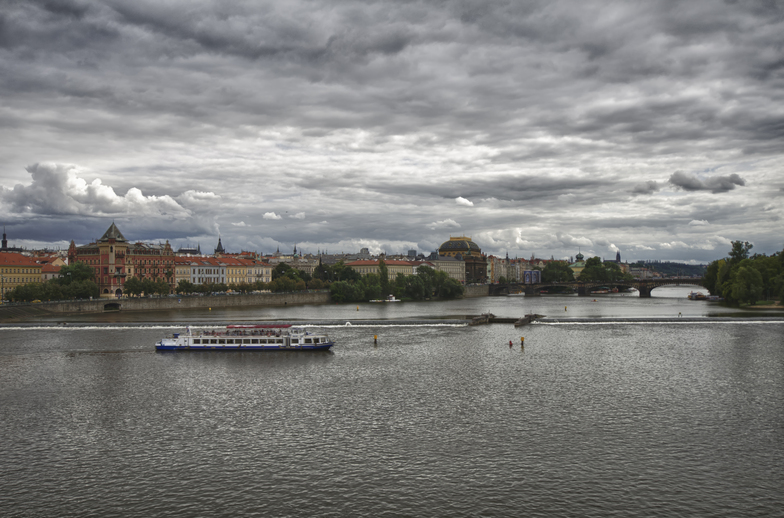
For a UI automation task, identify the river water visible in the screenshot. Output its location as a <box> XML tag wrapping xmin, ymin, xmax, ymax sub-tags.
<box><xmin>2</xmin><ymin>287</ymin><xmax>783</xmax><ymax>517</ymax></box>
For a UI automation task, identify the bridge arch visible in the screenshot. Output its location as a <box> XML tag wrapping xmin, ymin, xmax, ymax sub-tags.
<box><xmin>490</xmin><ymin>279</ymin><xmax>708</xmax><ymax>297</ymax></box>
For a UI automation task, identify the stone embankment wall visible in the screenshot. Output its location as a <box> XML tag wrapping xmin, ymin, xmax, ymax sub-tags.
<box><xmin>0</xmin><ymin>291</ymin><xmax>330</xmax><ymax>319</ymax></box>
<box><xmin>463</xmin><ymin>285</ymin><xmax>489</xmax><ymax>298</ymax></box>
<box><xmin>1</xmin><ymin>286</ymin><xmax>491</xmax><ymax>320</ymax></box>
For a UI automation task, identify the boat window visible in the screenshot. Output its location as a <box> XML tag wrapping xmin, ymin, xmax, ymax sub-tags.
<box><xmin>243</xmin><ymin>339</ymin><xmax>251</xmax><ymax>344</ymax></box>
<box><xmin>291</xmin><ymin>339</ymin><xmax>298</xmax><ymax>344</ymax></box>
<box><xmin>227</xmin><ymin>339</ymin><xmax>234</xmax><ymax>344</ymax></box>
<box><xmin>218</xmin><ymin>339</ymin><xmax>225</xmax><ymax>344</ymax></box>
<box><xmin>193</xmin><ymin>339</ymin><xmax>200</xmax><ymax>344</ymax></box>
<box><xmin>251</xmin><ymin>339</ymin><xmax>258</xmax><ymax>344</ymax></box>
<box><xmin>305</xmin><ymin>338</ymin><xmax>312</xmax><ymax>343</ymax></box>
<box><xmin>210</xmin><ymin>339</ymin><xmax>217</xmax><ymax>344</ymax></box>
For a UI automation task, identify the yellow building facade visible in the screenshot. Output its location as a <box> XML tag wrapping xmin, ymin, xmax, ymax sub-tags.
<box><xmin>344</xmin><ymin>259</ymin><xmax>414</xmax><ymax>279</ymax></box>
<box><xmin>1</xmin><ymin>253</ymin><xmax>43</xmax><ymax>301</ymax></box>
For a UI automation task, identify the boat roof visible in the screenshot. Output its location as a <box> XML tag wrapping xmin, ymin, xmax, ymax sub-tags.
<box><xmin>226</xmin><ymin>324</ymin><xmax>292</xmax><ymax>329</ymax></box>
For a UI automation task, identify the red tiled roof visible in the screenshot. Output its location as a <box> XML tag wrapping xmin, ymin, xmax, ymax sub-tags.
<box><xmin>0</xmin><ymin>253</ymin><xmax>41</xmax><ymax>266</ymax></box>
<box><xmin>344</xmin><ymin>259</ymin><xmax>414</xmax><ymax>266</ymax></box>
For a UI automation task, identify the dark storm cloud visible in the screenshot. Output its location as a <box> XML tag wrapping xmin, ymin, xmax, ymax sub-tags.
<box><xmin>1</xmin><ymin>0</ymin><xmax>782</xmax><ymax>260</ymax></box>
<box><xmin>632</xmin><ymin>181</ymin><xmax>661</xmax><ymax>195</ymax></box>
<box><xmin>669</xmin><ymin>171</ymin><xmax>746</xmax><ymax>193</ymax></box>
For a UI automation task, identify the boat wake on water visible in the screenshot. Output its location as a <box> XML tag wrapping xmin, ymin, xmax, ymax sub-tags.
<box><xmin>535</xmin><ymin>317</ymin><xmax>784</xmax><ymax>325</ymax></box>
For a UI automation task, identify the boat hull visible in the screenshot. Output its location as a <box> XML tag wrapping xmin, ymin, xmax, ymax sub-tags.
<box><xmin>155</xmin><ymin>342</ymin><xmax>334</xmax><ymax>351</ymax></box>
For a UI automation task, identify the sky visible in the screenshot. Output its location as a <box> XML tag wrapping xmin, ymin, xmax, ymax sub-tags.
<box><xmin>1</xmin><ymin>0</ymin><xmax>782</xmax><ymax>264</ymax></box>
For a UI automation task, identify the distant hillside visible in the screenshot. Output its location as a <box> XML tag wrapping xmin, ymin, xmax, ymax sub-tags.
<box><xmin>630</xmin><ymin>261</ymin><xmax>707</xmax><ymax>277</ymax></box>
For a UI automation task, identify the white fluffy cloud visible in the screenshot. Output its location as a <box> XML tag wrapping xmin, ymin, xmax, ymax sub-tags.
<box><xmin>1</xmin><ymin>163</ymin><xmax>191</xmax><ymax>218</ymax></box>
<box><xmin>556</xmin><ymin>233</ymin><xmax>593</xmax><ymax>248</ymax></box>
<box><xmin>263</xmin><ymin>212</ymin><xmax>282</xmax><ymax>220</ymax></box>
<box><xmin>427</xmin><ymin>219</ymin><xmax>461</xmax><ymax>230</ymax></box>
<box><xmin>455</xmin><ymin>197</ymin><xmax>474</xmax><ymax>207</ymax></box>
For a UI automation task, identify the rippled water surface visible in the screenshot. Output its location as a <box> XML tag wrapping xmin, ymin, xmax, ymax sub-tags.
<box><xmin>2</xmin><ymin>291</ymin><xmax>783</xmax><ymax>516</ymax></box>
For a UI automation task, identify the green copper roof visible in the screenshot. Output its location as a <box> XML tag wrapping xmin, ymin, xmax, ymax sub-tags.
<box><xmin>98</xmin><ymin>222</ymin><xmax>127</xmax><ymax>243</ymax></box>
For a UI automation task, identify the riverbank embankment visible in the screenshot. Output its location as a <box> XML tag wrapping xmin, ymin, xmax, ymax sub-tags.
<box><xmin>0</xmin><ymin>291</ymin><xmax>331</xmax><ymax>321</ymax></box>
<box><xmin>0</xmin><ymin>286</ymin><xmax>490</xmax><ymax>321</ymax></box>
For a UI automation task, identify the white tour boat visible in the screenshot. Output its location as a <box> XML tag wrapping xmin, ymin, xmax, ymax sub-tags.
<box><xmin>155</xmin><ymin>324</ymin><xmax>334</xmax><ymax>351</ymax></box>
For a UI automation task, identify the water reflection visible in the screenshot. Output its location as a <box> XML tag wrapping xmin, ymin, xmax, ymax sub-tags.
<box><xmin>19</xmin><ymin>285</ymin><xmax>782</xmax><ymax>326</ymax></box>
<box><xmin>1</xmin><ymin>296</ymin><xmax>783</xmax><ymax>517</ymax></box>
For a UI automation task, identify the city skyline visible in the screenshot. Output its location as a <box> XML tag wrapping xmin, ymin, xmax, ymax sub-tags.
<box><xmin>1</xmin><ymin>1</ymin><xmax>782</xmax><ymax>263</ymax></box>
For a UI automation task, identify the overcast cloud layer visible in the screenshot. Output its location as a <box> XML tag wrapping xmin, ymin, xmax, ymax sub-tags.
<box><xmin>1</xmin><ymin>0</ymin><xmax>782</xmax><ymax>263</ymax></box>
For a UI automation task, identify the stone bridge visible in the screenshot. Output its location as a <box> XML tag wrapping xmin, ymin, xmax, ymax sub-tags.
<box><xmin>489</xmin><ymin>278</ymin><xmax>707</xmax><ymax>298</ymax></box>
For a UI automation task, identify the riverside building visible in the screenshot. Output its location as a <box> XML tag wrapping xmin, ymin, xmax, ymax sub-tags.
<box><xmin>0</xmin><ymin>252</ymin><xmax>42</xmax><ymax>300</ymax></box>
<box><xmin>438</xmin><ymin>236</ymin><xmax>487</xmax><ymax>284</ymax></box>
<box><xmin>344</xmin><ymin>258</ymin><xmax>415</xmax><ymax>279</ymax></box>
<box><xmin>68</xmin><ymin>223</ymin><xmax>175</xmax><ymax>298</ymax></box>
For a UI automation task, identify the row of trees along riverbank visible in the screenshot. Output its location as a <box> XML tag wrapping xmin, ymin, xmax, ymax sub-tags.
<box><xmin>4</xmin><ymin>263</ymin><xmax>100</xmax><ymax>302</ymax></box>
<box><xmin>703</xmin><ymin>241</ymin><xmax>784</xmax><ymax>306</ymax></box>
<box><xmin>174</xmin><ymin>260</ymin><xmax>464</xmax><ymax>303</ymax></box>
<box><xmin>327</xmin><ymin>260</ymin><xmax>464</xmax><ymax>302</ymax></box>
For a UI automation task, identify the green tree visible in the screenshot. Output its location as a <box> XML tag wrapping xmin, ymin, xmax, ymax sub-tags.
<box><xmin>58</xmin><ymin>262</ymin><xmax>96</xmax><ymax>284</ymax></box>
<box><xmin>379</xmin><ymin>258</ymin><xmax>390</xmax><ymax>296</ymax></box>
<box><xmin>703</xmin><ymin>259</ymin><xmax>720</xmax><ymax>294</ymax></box>
<box><xmin>63</xmin><ymin>280</ymin><xmax>99</xmax><ymax>300</ymax></box>
<box><xmin>579</xmin><ymin>257</ymin><xmax>607</xmax><ymax>282</ymax></box>
<box><xmin>176</xmin><ymin>280</ymin><xmax>195</xmax><ymax>294</ymax></box>
<box><xmin>729</xmin><ymin>240</ymin><xmax>753</xmax><ymax>264</ymax></box>
<box><xmin>124</xmin><ymin>277</ymin><xmax>144</xmax><ymax>297</ymax></box>
<box><xmin>308</xmin><ymin>278</ymin><xmax>327</xmax><ymax>290</ymax></box>
<box><xmin>438</xmin><ymin>277</ymin><xmax>464</xmax><ymax>299</ymax></box>
<box><xmin>329</xmin><ymin>261</ymin><xmax>361</xmax><ymax>283</ymax></box>
<box><xmin>329</xmin><ymin>281</ymin><xmax>362</xmax><ymax>303</ymax></box>
<box><xmin>399</xmin><ymin>274</ymin><xmax>426</xmax><ymax>300</ymax></box>
<box><xmin>705</xmin><ymin>242</ymin><xmax>784</xmax><ymax>303</ymax></box>
<box><xmin>313</xmin><ymin>260</ymin><xmax>331</xmax><ymax>281</ymax></box>
<box><xmin>272</xmin><ymin>263</ymin><xmax>294</xmax><ymax>281</ymax></box>
<box><xmin>727</xmin><ymin>265</ymin><xmax>763</xmax><ymax>305</ymax></box>
<box><xmin>154</xmin><ymin>279</ymin><xmax>170</xmax><ymax>295</ymax></box>
<box><xmin>416</xmin><ymin>266</ymin><xmax>436</xmax><ymax>297</ymax></box>
<box><xmin>542</xmin><ymin>261</ymin><xmax>575</xmax><ymax>283</ymax></box>
<box><xmin>141</xmin><ymin>278</ymin><xmax>155</xmax><ymax>296</ymax></box>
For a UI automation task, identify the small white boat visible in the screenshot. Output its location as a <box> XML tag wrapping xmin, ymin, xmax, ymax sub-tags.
<box><xmin>370</xmin><ymin>294</ymin><xmax>400</xmax><ymax>302</ymax></box>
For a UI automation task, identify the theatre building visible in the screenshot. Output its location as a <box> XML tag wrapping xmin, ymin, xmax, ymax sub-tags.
<box><xmin>438</xmin><ymin>236</ymin><xmax>487</xmax><ymax>284</ymax></box>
